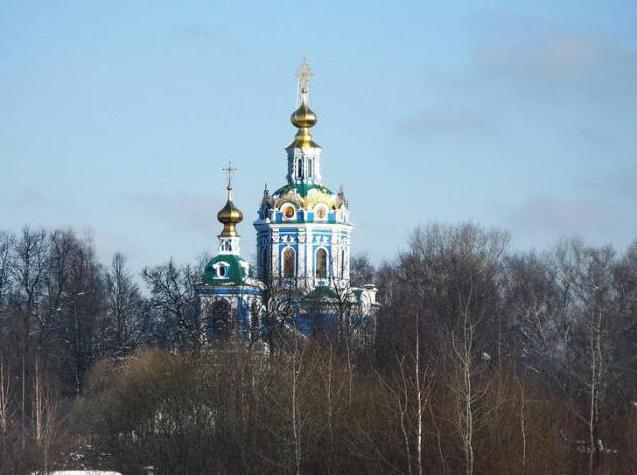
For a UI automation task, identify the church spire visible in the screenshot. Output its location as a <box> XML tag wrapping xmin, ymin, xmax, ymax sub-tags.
<box><xmin>289</xmin><ymin>59</ymin><xmax>319</xmax><ymax>148</ymax></box>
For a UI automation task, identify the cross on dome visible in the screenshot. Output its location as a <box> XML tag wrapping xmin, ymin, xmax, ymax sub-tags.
<box><xmin>222</xmin><ymin>161</ymin><xmax>238</xmax><ymax>190</ymax></box>
<box><xmin>296</xmin><ymin>58</ymin><xmax>312</xmax><ymax>104</ymax></box>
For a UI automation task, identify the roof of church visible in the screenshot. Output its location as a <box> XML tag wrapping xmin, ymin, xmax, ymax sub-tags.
<box><xmin>302</xmin><ymin>286</ymin><xmax>339</xmax><ymax>302</ymax></box>
<box><xmin>202</xmin><ymin>254</ymin><xmax>248</xmax><ymax>286</ymax></box>
<box><xmin>272</xmin><ymin>183</ymin><xmax>334</xmax><ymax>198</ymax></box>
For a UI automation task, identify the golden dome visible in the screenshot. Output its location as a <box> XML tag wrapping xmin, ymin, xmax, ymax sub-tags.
<box><xmin>288</xmin><ymin>94</ymin><xmax>320</xmax><ymax>148</ymax></box>
<box><xmin>290</xmin><ymin>101</ymin><xmax>317</xmax><ymax>128</ymax></box>
<box><xmin>217</xmin><ymin>186</ymin><xmax>243</xmax><ymax>237</ymax></box>
<box><xmin>288</xmin><ymin>59</ymin><xmax>320</xmax><ymax>148</ymax></box>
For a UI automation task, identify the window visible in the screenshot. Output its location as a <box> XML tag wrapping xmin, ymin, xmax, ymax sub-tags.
<box><xmin>283</xmin><ymin>205</ymin><xmax>295</xmax><ymax>219</ymax></box>
<box><xmin>316</xmin><ymin>248</ymin><xmax>328</xmax><ymax>279</ymax></box>
<box><xmin>283</xmin><ymin>248</ymin><xmax>295</xmax><ymax>278</ymax></box>
<box><xmin>208</xmin><ymin>299</ymin><xmax>231</xmax><ymax>339</ymax></box>
<box><xmin>297</xmin><ymin>158</ymin><xmax>304</xmax><ymax>180</ymax></box>
<box><xmin>260</xmin><ymin>248</ymin><xmax>269</xmax><ymax>280</ymax></box>
<box><xmin>308</xmin><ymin>158</ymin><xmax>313</xmax><ymax>177</ymax></box>
<box><xmin>340</xmin><ymin>249</ymin><xmax>345</xmax><ymax>278</ymax></box>
<box><xmin>315</xmin><ymin>205</ymin><xmax>327</xmax><ymax>220</ymax></box>
<box><xmin>217</xmin><ymin>265</ymin><xmax>227</xmax><ymax>278</ymax></box>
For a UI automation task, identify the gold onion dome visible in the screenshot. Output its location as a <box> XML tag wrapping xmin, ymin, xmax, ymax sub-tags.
<box><xmin>290</xmin><ymin>100</ymin><xmax>317</xmax><ymax>128</ymax></box>
<box><xmin>217</xmin><ymin>186</ymin><xmax>243</xmax><ymax>237</ymax></box>
<box><xmin>289</xmin><ymin>92</ymin><xmax>319</xmax><ymax>148</ymax></box>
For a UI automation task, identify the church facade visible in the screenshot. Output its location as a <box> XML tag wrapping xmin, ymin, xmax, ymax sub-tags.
<box><xmin>197</xmin><ymin>61</ymin><xmax>378</xmax><ymax>340</ymax></box>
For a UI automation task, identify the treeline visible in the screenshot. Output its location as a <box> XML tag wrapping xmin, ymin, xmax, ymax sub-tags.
<box><xmin>0</xmin><ymin>227</ymin><xmax>203</xmax><ymax>473</ymax></box>
<box><xmin>0</xmin><ymin>224</ymin><xmax>636</xmax><ymax>474</ymax></box>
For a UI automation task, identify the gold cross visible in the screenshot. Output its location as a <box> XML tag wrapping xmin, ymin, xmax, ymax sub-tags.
<box><xmin>296</xmin><ymin>57</ymin><xmax>312</xmax><ymax>95</ymax></box>
<box><xmin>222</xmin><ymin>161</ymin><xmax>237</xmax><ymax>188</ymax></box>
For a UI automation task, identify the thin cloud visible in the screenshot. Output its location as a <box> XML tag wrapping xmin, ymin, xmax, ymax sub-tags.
<box><xmin>508</xmin><ymin>195</ymin><xmax>608</xmax><ymax>235</ymax></box>
<box><xmin>174</xmin><ymin>23</ymin><xmax>219</xmax><ymax>43</ymax></box>
<box><xmin>582</xmin><ymin>168</ymin><xmax>637</xmax><ymax>201</ymax></box>
<box><xmin>396</xmin><ymin>109</ymin><xmax>490</xmax><ymax>137</ymax></box>
<box><xmin>574</xmin><ymin>125</ymin><xmax>616</xmax><ymax>146</ymax></box>
<box><xmin>133</xmin><ymin>191</ymin><xmax>218</xmax><ymax>236</ymax></box>
<box><xmin>478</xmin><ymin>34</ymin><xmax>600</xmax><ymax>80</ymax></box>
<box><xmin>398</xmin><ymin>19</ymin><xmax>637</xmax><ymax>140</ymax></box>
<box><xmin>4</xmin><ymin>187</ymin><xmax>64</xmax><ymax>210</ymax></box>
<box><xmin>473</xmin><ymin>28</ymin><xmax>637</xmax><ymax>102</ymax></box>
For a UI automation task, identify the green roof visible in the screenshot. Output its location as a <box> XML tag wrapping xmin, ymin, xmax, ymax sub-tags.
<box><xmin>273</xmin><ymin>183</ymin><xmax>334</xmax><ymax>198</ymax></box>
<box><xmin>202</xmin><ymin>254</ymin><xmax>248</xmax><ymax>286</ymax></box>
<box><xmin>302</xmin><ymin>286</ymin><xmax>339</xmax><ymax>302</ymax></box>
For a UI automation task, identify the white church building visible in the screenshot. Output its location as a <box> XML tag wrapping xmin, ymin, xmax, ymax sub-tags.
<box><xmin>196</xmin><ymin>61</ymin><xmax>378</xmax><ymax>339</ymax></box>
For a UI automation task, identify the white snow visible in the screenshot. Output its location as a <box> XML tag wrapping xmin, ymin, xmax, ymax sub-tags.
<box><xmin>33</xmin><ymin>472</ymin><xmax>122</xmax><ymax>475</ymax></box>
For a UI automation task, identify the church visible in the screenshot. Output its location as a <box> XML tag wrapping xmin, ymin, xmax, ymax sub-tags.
<box><xmin>196</xmin><ymin>61</ymin><xmax>378</xmax><ymax>340</ymax></box>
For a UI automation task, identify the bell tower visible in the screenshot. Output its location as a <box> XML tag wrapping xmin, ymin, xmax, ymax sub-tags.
<box><xmin>254</xmin><ymin>60</ymin><xmax>353</xmax><ymax>290</ymax></box>
<box><xmin>197</xmin><ymin>166</ymin><xmax>263</xmax><ymax>341</ymax></box>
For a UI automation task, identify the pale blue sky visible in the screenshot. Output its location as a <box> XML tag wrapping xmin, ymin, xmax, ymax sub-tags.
<box><xmin>1</xmin><ymin>0</ymin><xmax>636</xmax><ymax>271</ymax></box>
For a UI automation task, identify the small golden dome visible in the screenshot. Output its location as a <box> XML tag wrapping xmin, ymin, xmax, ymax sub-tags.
<box><xmin>217</xmin><ymin>186</ymin><xmax>243</xmax><ymax>237</ymax></box>
<box><xmin>288</xmin><ymin>93</ymin><xmax>320</xmax><ymax>148</ymax></box>
<box><xmin>290</xmin><ymin>101</ymin><xmax>317</xmax><ymax>128</ymax></box>
<box><xmin>288</xmin><ymin>60</ymin><xmax>320</xmax><ymax>148</ymax></box>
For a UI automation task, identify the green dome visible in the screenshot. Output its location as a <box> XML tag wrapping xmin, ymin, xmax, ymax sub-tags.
<box><xmin>273</xmin><ymin>183</ymin><xmax>334</xmax><ymax>198</ymax></box>
<box><xmin>202</xmin><ymin>254</ymin><xmax>249</xmax><ymax>286</ymax></box>
<box><xmin>302</xmin><ymin>286</ymin><xmax>339</xmax><ymax>302</ymax></box>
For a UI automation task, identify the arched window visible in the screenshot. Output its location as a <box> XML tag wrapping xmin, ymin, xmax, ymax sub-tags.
<box><xmin>307</xmin><ymin>158</ymin><xmax>313</xmax><ymax>177</ymax></box>
<box><xmin>314</xmin><ymin>205</ymin><xmax>327</xmax><ymax>220</ymax></box>
<box><xmin>340</xmin><ymin>249</ymin><xmax>346</xmax><ymax>279</ymax></box>
<box><xmin>297</xmin><ymin>158</ymin><xmax>304</xmax><ymax>180</ymax></box>
<box><xmin>260</xmin><ymin>248</ymin><xmax>268</xmax><ymax>280</ymax></box>
<box><xmin>218</xmin><ymin>265</ymin><xmax>227</xmax><ymax>277</ymax></box>
<box><xmin>316</xmin><ymin>248</ymin><xmax>328</xmax><ymax>279</ymax></box>
<box><xmin>283</xmin><ymin>248</ymin><xmax>295</xmax><ymax>278</ymax></box>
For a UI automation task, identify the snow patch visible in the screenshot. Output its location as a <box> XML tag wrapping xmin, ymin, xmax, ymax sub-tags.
<box><xmin>33</xmin><ymin>472</ymin><xmax>123</xmax><ymax>475</ymax></box>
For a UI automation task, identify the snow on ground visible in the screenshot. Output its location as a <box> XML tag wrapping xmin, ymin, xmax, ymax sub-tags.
<box><xmin>32</xmin><ymin>471</ymin><xmax>122</xmax><ymax>475</ymax></box>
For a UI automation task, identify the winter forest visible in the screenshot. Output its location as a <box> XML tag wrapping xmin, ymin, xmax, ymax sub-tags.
<box><xmin>0</xmin><ymin>223</ymin><xmax>636</xmax><ymax>474</ymax></box>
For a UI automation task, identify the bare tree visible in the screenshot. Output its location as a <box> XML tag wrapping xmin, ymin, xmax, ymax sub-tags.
<box><xmin>55</xmin><ymin>235</ymin><xmax>106</xmax><ymax>395</ymax></box>
<box><xmin>142</xmin><ymin>260</ymin><xmax>201</xmax><ymax>351</ymax></box>
<box><xmin>0</xmin><ymin>233</ymin><xmax>15</xmax><ymax>433</ymax></box>
<box><xmin>33</xmin><ymin>355</ymin><xmax>59</xmax><ymax>471</ymax></box>
<box><xmin>448</xmin><ymin>298</ymin><xmax>482</xmax><ymax>475</ymax></box>
<box><xmin>0</xmin><ymin>231</ymin><xmax>14</xmax><ymax>313</ymax></box>
<box><xmin>105</xmin><ymin>253</ymin><xmax>145</xmax><ymax>356</ymax></box>
<box><xmin>290</xmin><ymin>335</ymin><xmax>305</xmax><ymax>475</ymax></box>
<box><xmin>11</xmin><ymin>227</ymin><xmax>48</xmax><ymax>447</ymax></box>
<box><xmin>260</xmin><ymin>279</ymin><xmax>300</xmax><ymax>352</ymax></box>
<box><xmin>377</xmin><ymin>309</ymin><xmax>435</xmax><ymax>475</ymax></box>
<box><xmin>555</xmin><ymin>240</ymin><xmax>619</xmax><ymax>472</ymax></box>
<box><xmin>0</xmin><ymin>355</ymin><xmax>11</xmax><ymax>435</ymax></box>
<box><xmin>350</xmin><ymin>253</ymin><xmax>375</xmax><ymax>288</ymax></box>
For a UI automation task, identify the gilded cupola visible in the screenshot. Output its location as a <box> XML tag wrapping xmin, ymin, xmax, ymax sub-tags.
<box><xmin>291</xmin><ymin>98</ymin><xmax>317</xmax><ymax>129</ymax></box>
<box><xmin>217</xmin><ymin>184</ymin><xmax>243</xmax><ymax>238</ymax></box>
